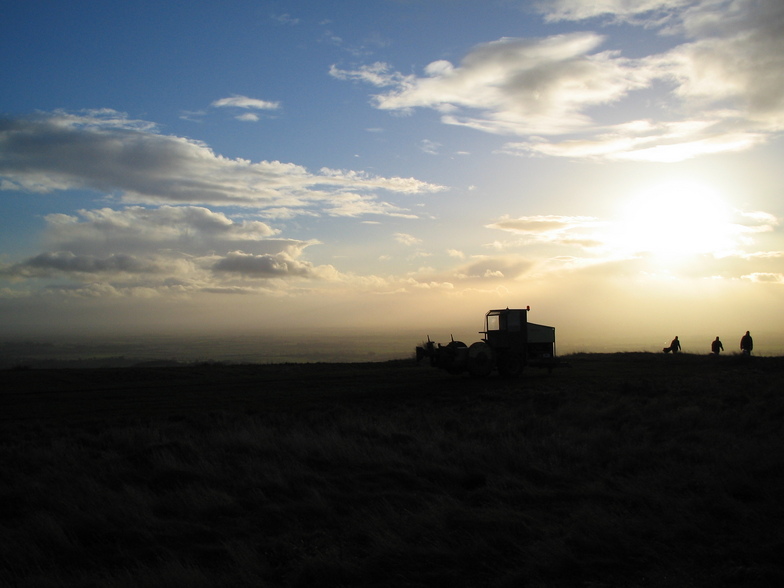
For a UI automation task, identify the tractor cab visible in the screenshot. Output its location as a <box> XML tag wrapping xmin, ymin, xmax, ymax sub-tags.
<box><xmin>483</xmin><ymin>308</ymin><xmax>528</xmax><ymax>350</ymax></box>
<box><xmin>483</xmin><ymin>307</ymin><xmax>557</xmax><ymax>367</ymax></box>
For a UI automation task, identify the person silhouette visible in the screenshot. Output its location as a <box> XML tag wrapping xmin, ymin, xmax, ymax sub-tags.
<box><xmin>740</xmin><ymin>331</ymin><xmax>753</xmax><ymax>355</ymax></box>
<box><xmin>711</xmin><ymin>336</ymin><xmax>723</xmax><ymax>354</ymax></box>
<box><xmin>663</xmin><ymin>336</ymin><xmax>681</xmax><ymax>354</ymax></box>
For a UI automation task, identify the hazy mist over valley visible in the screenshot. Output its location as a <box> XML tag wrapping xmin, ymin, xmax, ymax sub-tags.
<box><xmin>0</xmin><ymin>331</ymin><xmax>422</xmax><ymax>369</ymax></box>
<box><xmin>3</xmin><ymin>328</ymin><xmax>784</xmax><ymax>369</ymax></box>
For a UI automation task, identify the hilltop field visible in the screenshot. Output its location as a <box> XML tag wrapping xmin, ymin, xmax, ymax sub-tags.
<box><xmin>2</xmin><ymin>353</ymin><xmax>783</xmax><ymax>587</ymax></box>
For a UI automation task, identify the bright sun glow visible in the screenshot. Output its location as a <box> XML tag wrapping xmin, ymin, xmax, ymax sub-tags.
<box><xmin>617</xmin><ymin>180</ymin><xmax>734</xmax><ymax>260</ymax></box>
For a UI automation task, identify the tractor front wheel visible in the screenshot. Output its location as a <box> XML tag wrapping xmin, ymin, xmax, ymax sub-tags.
<box><xmin>498</xmin><ymin>351</ymin><xmax>523</xmax><ymax>378</ymax></box>
<box><xmin>467</xmin><ymin>341</ymin><xmax>494</xmax><ymax>377</ymax></box>
<box><xmin>442</xmin><ymin>341</ymin><xmax>467</xmax><ymax>374</ymax></box>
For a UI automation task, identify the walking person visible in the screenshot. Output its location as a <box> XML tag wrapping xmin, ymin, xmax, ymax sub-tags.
<box><xmin>711</xmin><ymin>336</ymin><xmax>724</xmax><ymax>355</ymax></box>
<box><xmin>740</xmin><ymin>331</ymin><xmax>753</xmax><ymax>355</ymax></box>
<box><xmin>663</xmin><ymin>336</ymin><xmax>681</xmax><ymax>354</ymax></box>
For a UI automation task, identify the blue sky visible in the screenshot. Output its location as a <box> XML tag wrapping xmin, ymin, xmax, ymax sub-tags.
<box><xmin>2</xmin><ymin>0</ymin><xmax>783</xmax><ymax>355</ymax></box>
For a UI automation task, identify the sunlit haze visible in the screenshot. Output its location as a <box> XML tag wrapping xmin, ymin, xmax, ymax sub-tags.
<box><xmin>2</xmin><ymin>0</ymin><xmax>783</xmax><ymax>361</ymax></box>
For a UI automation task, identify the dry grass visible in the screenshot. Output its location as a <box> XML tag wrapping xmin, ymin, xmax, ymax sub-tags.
<box><xmin>1</xmin><ymin>353</ymin><xmax>783</xmax><ymax>587</ymax></box>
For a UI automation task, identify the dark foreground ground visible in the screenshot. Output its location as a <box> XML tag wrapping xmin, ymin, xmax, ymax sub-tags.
<box><xmin>2</xmin><ymin>353</ymin><xmax>783</xmax><ymax>587</ymax></box>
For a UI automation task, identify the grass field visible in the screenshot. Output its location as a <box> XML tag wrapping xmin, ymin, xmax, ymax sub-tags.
<box><xmin>2</xmin><ymin>353</ymin><xmax>783</xmax><ymax>587</ymax></box>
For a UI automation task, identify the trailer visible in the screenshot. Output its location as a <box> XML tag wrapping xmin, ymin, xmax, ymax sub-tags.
<box><xmin>415</xmin><ymin>307</ymin><xmax>558</xmax><ymax>377</ymax></box>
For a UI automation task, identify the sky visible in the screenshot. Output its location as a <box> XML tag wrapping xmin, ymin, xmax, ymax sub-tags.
<box><xmin>1</xmin><ymin>0</ymin><xmax>783</xmax><ymax>357</ymax></box>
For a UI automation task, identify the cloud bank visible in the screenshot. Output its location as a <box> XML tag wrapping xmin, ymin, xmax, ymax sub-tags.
<box><xmin>0</xmin><ymin>110</ymin><xmax>444</xmax><ymax>213</ymax></box>
<box><xmin>332</xmin><ymin>0</ymin><xmax>784</xmax><ymax>161</ymax></box>
<box><xmin>0</xmin><ymin>110</ymin><xmax>448</xmax><ymax>299</ymax></box>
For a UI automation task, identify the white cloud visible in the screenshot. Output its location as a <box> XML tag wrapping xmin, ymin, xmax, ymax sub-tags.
<box><xmin>535</xmin><ymin>0</ymin><xmax>693</xmax><ymax>23</ymax></box>
<box><xmin>486</xmin><ymin>214</ymin><xmax>606</xmax><ymax>247</ymax></box>
<box><xmin>316</xmin><ymin>167</ymin><xmax>443</xmax><ymax>194</ymax></box>
<box><xmin>450</xmin><ymin>255</ymin><xmax>533</xmax><ymax>281</ymax></box>
<box><xmin>335</xmin><ymin>0</ymin><xmax>784</xmax><ymax>161</ymax></box>
<box><xmin>733</xmin><ymin>211</ymin><xmax>779</xmax><ymax>234</ymax></box>
<box><xmin>0</xmin><ymin>110</ymin><xmax>444</xmax><ymax>213</ymax></box>
<box><xmin>419</xmin><ymin>139</ymin><xmax>441</xmax><ymax>155</ymax></box>
<box><xmin>0</xmin><ymin>205</ymin><xmax>336</xmax><ymax>293</ymax></box>
<box><xmin>394</xmin><ymin>233</ymin><xmax>422</xmax><ymax>246</ymax></box>
<box><xmin>329</xmin><ymin>62</ymin><xmax>407</xmax><ymax>88</ymax></box>
<box><xmin>742</xmin><ymin>272</ymin><xmax>784</xmax><ymax>284</ymax></box>
<box><xmin>323</xmin><ymin>193</ymin><xmax>419</xmax><ymax>218</ymax></box>
<box><xmin>501</xmin><ymin>120</ymin><xmax>767</xmax><ymax>162</ymax></box>
<box><xmin>211</xmin><ymin>95</ymin><xmax>281</xmax><ymax>110</ymax></box>
<box><xmin>488</xmin><ymin>214</ymin><xmax>600</xmax><ymax>233</ymax></box>
<box><xmin>478</xmin><ymin>205</ymin><xmax>784</xmax><ymax>284</ymax></box>
<box><xmin>41</xmin><ymin>206</ymin><xmax>280</xmax><ymax>255</ymax></box>
<box><xmin>666</xmin><ymin>2</ymin><xmax>784</xmax><ymax>119</ymax></box>
<box><xmin>333</xmin><ymin>34</ymin><xmax>647</xmax><ymax>135</ymax></box>
<box><xmin>271</xmin><ymin>13</ymin><xmax>299</xmax><ymax>26</ymax></box>
<box><xmin>4</xmin><ymin>251</ymin><xmax>168</xmax><ymax>277</ymax></box>
<box><xmin>212</xmin><ymin>250</ymin><xmax>319</xmax><ymax>278</ymax></box>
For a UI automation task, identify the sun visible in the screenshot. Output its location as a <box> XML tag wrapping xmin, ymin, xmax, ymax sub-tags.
<box><xmin>616</xmin><ymin>180</ymin><xmax>734</xmax><ymax>260</ymax></box>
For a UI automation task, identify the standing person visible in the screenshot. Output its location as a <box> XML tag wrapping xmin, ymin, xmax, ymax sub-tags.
<box><xmin>740</xmin><ymin>331</ymin><xmax>753</xmax><ymax>355</ymax></box>
<box><xmin>711</xmin><ymin>336</ymin><xmax>724</xmax><ymax>354</ymax></box>
<box><xmin>663</xmin><ymin>336</ymin><xmax>681</xmax><ymax>354</ymax></box>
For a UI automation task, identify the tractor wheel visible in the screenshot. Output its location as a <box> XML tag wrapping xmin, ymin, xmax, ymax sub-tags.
<box><xmin>467</xmin><ymin>341</ymin><xmax>494</xmax><ymax>377</ymax></box>
<box><xmin>443</xmin><ymin>341</ymin><xmax>467</xmax><ymax>374</ymax></box>
<box><xmin>498</xmin><ymin>351</ymin><xmax>523</xmax><ymax>378</ymax></box>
